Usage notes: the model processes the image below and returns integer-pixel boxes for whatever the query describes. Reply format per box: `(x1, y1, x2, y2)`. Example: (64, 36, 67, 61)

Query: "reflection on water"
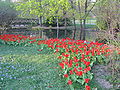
(0, 28, 72, 39)
(0, 28, 98, 41)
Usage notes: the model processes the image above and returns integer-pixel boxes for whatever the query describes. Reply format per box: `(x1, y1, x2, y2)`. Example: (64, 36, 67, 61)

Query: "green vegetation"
(0, 1, 17, 29)
(0, 0, 119, 89)
(0, 44, 103, 90)
(75, 24, 97, 29)
(0, 44, 69, 89)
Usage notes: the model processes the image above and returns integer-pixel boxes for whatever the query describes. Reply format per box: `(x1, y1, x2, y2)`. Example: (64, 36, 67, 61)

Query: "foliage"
(15, 0, 98, 40)
(95, 0, 120, 30)
(15, 0, 71, 20)
(15, 0, 43, 18)
(15, 0, 96, 21)
(43, 17, 72, 27)
(96, 30, 120, 47)
(96, 19, 107, 30)
(95, 38, 108, 44)
(0, 1, 17, 28)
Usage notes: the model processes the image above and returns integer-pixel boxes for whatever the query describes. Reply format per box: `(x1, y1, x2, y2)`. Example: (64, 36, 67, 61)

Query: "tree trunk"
(38, 16, 42, 26)
(64, 11, 67, 38)
(79, 20, 83, 40)
(83, 19, 86, 40)
(56, 17, 59, 38)
(69, 0, 77, 39)
(73, 17, 77, 40)
(64, 18, 67, 38)
(39, 0, 42, 27)
(78, 1, 83, 40)
(82, 0, 88, 40)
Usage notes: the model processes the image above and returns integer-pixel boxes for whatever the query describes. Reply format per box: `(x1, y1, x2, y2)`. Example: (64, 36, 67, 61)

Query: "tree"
(95, 0, 120, 31)
(0, 1, 17, 29)
(15, 0, 97, 39)
(15, 0, 44, 26)
(95, 0, 120, 40)
(15, 0, 72, 38)
(69, 0, 97, 40)
(45, 0, 71, 38)
(94, 0, 120, 45)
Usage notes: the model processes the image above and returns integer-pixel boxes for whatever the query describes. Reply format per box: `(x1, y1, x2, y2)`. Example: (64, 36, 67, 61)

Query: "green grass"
(0, 44, 70, 90)
(0, 44, 104, 90)
(75, 24, 97, 29)
(0, 44, 52, 55)
(0, 54, 71, 90)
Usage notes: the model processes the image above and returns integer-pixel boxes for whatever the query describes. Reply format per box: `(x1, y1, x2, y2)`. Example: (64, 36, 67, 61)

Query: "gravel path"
(92, 65, 113, 90)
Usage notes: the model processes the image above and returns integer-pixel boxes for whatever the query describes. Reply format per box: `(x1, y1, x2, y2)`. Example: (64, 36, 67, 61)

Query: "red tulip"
(68, 80, 72, 85)
(64, 74, 69, 78)
(85, 85, 91, 90)
(85, 78, 90, 83)
(69, 70, 73, 74)
(59, 63, 64, 69)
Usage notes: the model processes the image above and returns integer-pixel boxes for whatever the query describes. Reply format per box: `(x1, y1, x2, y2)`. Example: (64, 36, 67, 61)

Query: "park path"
(92, 65, 113, 90)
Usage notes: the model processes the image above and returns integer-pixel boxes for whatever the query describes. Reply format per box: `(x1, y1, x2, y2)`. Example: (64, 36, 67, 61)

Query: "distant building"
(0, 0, 19, 2)
(90, 0, 96, 2)
(12, 0, 18, 2)
(0, 0, 11, 2)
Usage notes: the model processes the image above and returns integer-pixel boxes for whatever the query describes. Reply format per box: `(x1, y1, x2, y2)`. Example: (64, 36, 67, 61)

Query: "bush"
(43, 16, 72, 27)
(0, 1, 17, 29)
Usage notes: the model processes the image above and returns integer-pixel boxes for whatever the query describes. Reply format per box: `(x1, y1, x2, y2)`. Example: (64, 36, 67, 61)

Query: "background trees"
(94, 0, 120, 44)
(15, 0, 72, 38)
(12, 0, 120, 40)
(95, 0, 120, 31)
(15, 0, 97, 40)
(0, 1, 17, 29)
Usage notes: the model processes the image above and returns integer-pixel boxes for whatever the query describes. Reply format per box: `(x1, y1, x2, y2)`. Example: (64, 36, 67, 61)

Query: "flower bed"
(37, 38, 116, 90)
(0, 34, 120, 90)
(0, 34, 42, 46)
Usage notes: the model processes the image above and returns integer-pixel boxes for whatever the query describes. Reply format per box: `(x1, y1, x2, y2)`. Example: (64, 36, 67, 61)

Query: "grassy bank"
(0, 44, 103, 90)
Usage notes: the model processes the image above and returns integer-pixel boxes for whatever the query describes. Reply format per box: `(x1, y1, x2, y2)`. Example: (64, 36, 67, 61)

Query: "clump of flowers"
(0, 34, 42, 46)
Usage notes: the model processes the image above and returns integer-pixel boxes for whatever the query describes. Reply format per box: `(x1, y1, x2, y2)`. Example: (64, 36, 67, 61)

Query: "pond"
(0, 27, 98, 41)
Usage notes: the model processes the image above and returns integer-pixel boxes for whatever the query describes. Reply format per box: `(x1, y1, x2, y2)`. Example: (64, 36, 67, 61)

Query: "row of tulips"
(0, 34, 42, 46)
(0, 34, 119, 90)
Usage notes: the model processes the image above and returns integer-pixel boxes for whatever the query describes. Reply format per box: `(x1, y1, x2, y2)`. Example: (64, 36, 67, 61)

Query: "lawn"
(0, 44, 104, 90)
(75, 24, 97, 29)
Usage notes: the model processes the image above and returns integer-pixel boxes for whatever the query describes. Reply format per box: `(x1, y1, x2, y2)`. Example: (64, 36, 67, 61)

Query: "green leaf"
(81, 63, 85, 68)
(70, 74, 77, 82)
(90, 61, 94, 66)
(77, 79, 85, 85)
(87, 72, 93, 80)
(69, 85, 74, 90)
(83, 73, 87, 79)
